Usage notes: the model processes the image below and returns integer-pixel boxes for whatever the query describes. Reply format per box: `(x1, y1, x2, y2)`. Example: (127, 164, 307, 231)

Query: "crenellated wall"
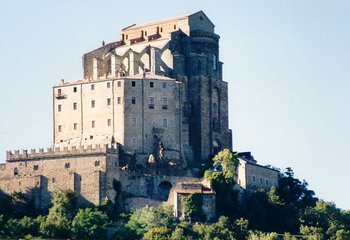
(1, 144, 119, 209)
(6, 144, 117, 161)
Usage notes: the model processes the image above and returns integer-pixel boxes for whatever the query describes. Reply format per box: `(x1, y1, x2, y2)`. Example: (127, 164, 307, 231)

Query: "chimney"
(93, 58, 98, 79)
(111, 55, 116, 77)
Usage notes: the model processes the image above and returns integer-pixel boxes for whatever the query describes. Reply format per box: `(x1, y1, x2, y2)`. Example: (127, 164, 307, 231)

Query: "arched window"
(14, 167, 19, 175)
(213, 54, 217, 70)
(213, 139, 221, 156)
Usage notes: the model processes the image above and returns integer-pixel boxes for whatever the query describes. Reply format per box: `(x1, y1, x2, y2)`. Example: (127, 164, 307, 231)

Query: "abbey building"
(0, 11, 277, 212)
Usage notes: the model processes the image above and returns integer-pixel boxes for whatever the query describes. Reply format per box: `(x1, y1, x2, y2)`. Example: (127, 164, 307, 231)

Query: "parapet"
(6, 144, 118, 162)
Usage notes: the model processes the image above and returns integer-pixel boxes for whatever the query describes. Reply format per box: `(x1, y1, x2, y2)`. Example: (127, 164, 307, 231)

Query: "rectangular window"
(131, 137, 136, 145)
(58, 125, 62, 132)
(91, 100, 95, 108)
(95, 161, 100, 167)
(58, 104, 62, 112)
(65, 163, 70, 169)
(265, 179, 269, 186)
(162, 82, 167, 88)
(73, 102, 77, 110)
(107, 119, 111, 126)
(107, 98, 111, 106)
(253, 176, 256, 182)
(162, 118, 168, 128)
(73, 87, 77, 92)
(73, 123, 77, 130)
(150, 82, 154, 88)
(33, 165, 39, 171)
(132, 97, 136, 104)
(260, 178, 263, 184)
(117, 81, 121, 87)
(91, 84, 95, 90)
(107, 82, 111, 88)
(149, 97, 154, 109)
(117, 97, 121, 104)
(58, 89, 62, 96)
(162, 97, 168, 109)
(131, 81, 136, 87)
(92, 120, 95, 128)
(132, 117, 137, 127)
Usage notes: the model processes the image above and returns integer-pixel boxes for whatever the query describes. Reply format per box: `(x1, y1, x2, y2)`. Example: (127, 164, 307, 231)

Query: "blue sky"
(0, 1, 349, 209)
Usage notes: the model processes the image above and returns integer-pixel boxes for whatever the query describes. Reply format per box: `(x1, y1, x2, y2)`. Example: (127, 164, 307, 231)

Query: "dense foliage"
(0, 149, 349, 239)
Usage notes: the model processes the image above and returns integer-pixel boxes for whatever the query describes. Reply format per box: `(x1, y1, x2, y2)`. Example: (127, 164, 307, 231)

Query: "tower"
(53, 10, 232, 165)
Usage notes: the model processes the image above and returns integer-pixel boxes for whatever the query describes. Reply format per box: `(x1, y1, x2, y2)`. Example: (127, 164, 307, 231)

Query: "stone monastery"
(0, 11, 278, 217)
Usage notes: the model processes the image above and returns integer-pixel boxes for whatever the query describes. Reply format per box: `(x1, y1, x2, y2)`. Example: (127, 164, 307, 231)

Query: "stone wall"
(1, 145, 118, 209)
(237, 159, 279, 191)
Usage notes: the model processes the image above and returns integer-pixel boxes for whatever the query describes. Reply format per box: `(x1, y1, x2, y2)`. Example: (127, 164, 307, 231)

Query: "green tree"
(142, 226, 172, 240)
(204, 149, 239, 217)
(248, 231, 280, 240)
(71, 207, 109, 239)
(183, 193, 205, 221)
(126, 204, 176, 237)
(301, 200, 350, 239)
(277, 168, 318, 209)
(39, 189, 77, 238)
(4, 218, 23, 238)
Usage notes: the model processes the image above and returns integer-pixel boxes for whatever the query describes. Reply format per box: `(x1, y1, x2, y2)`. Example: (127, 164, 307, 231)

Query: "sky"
(0, 1, 349, 209)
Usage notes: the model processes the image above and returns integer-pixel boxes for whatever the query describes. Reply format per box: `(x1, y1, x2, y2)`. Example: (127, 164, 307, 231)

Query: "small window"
(126, 35, 128, 40)
(73, 102, 77, 110)
(95, 161, 100, 167)
(117, 81, 121, 87)
(58, 89, 62, 96)
(132, 97, 136, 104)
(162, 118, 168, 128)
(107, 119, 111, 126)
(174, 25, 176, 30)
(162, 98, 168, 109)
(132, 117, 137, 127)
(162, 82, 167, 88)
(58, 104, 62, 112)
(265, 180, 269, 186)
(73, 123, 77, 130)
(160, 27, 163, 32)
(92, 121, 95, 128)
(213, 54, 217, 70)
(73, 87, 77, 92)
(253, 176, 256, 182)
(131, 137, 136, 145)
(52, 178, 55, 183)
(149, 97, 154, 109)
(33, 165, 39, 171)
(90, 135, 93, 139)
(144, 31, 147, 36)
(91, 100, 95, 108)
(150, 82, 154, 88)
(65, 163, 70, 169)
(58, 125, 62, 132)
(260, 178, 263, 184)
(117, 97, 121, 104)
(91, 84, 95, 90)
(107, 98, 111, 106)
(131, 81, 136, 87)
(107, 82, 111, 88)
(14, 167, 19, 175)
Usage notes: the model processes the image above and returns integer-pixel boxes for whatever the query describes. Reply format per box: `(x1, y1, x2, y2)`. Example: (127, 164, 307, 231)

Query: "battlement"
(0, 163, 5, 171)
(6, 144, 118, 162)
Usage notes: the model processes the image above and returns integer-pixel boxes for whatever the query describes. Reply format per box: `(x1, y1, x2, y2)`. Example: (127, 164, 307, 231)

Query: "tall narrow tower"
(53, 11, 232, 165)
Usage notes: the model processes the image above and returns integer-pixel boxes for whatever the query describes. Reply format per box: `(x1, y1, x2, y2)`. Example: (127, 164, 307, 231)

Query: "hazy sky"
(0, 1, 349, 209)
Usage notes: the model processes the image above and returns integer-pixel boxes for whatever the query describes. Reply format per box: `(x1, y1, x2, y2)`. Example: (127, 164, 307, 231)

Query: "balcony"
(55, 94, 67, 100)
